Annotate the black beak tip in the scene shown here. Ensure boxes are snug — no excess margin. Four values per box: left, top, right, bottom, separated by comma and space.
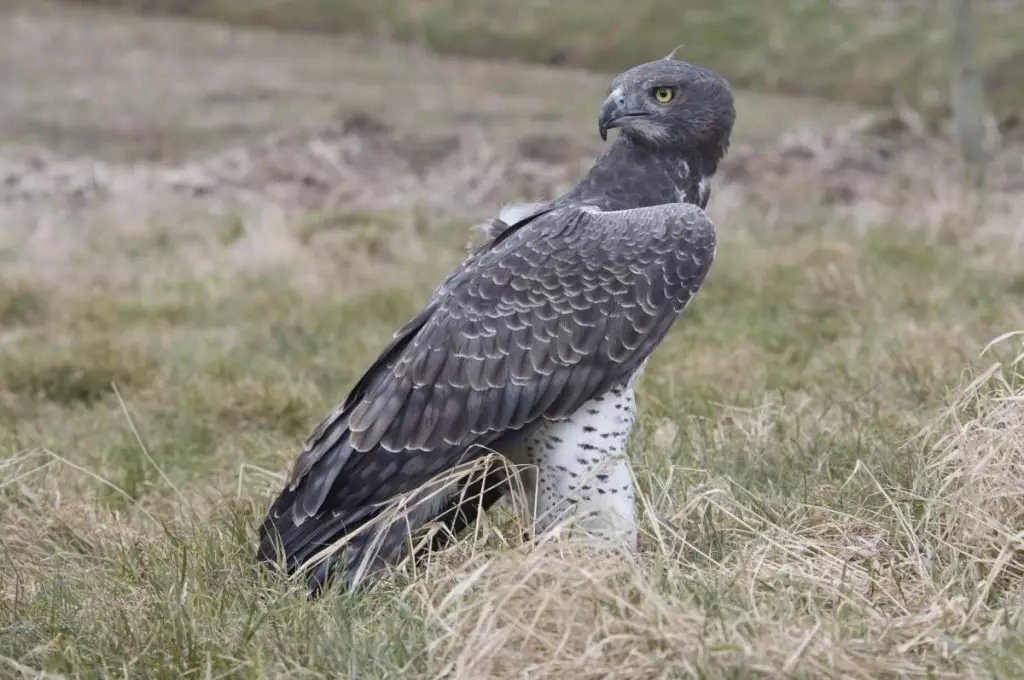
599, 126, 608, 142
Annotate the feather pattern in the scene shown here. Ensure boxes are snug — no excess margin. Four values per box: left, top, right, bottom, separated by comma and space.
257, 199, 715, 592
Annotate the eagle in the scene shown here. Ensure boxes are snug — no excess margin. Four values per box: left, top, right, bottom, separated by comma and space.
257, 56, 736, 595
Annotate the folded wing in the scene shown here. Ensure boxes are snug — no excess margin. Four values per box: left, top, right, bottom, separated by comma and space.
257, 202, 716, 592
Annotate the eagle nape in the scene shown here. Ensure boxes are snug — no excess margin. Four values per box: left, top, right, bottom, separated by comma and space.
255, 55, 736, 596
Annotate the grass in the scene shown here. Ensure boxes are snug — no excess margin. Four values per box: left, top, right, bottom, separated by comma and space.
2, 2, 1024, 676
64, 0, 1024, 119
2, 193, 1024, 675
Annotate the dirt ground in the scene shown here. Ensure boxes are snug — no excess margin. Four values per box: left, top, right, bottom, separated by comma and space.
6, 1, 1022, 296
1, 0, 880, 292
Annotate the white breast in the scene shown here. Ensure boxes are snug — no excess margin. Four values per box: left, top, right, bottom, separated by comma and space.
507, 381, 642, 550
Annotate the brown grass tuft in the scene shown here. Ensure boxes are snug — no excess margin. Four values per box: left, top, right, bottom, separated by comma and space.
408, 337, 1024, 678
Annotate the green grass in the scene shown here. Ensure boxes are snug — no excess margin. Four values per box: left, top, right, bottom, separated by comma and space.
65, 0, 1024, 118
2, 205, 1023, 675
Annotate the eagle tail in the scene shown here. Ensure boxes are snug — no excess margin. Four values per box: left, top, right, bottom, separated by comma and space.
256, 491, 389, 596
256, 463, 512, 596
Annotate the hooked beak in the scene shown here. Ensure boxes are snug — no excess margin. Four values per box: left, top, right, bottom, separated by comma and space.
598, 92, 647, 141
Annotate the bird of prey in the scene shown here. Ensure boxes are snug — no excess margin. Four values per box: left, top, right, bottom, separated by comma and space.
257, 56, 736, 595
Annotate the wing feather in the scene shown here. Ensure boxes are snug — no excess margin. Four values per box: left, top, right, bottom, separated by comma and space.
258, 202, 716, 591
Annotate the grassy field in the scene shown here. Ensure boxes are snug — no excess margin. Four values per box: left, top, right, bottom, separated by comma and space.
3, 1, 1024, 678
66, 0, 1024, 119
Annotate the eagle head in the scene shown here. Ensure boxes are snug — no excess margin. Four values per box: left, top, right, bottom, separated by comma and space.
598, 57, 735, 162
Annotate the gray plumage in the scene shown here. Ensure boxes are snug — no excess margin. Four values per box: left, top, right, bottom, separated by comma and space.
257, 57, 736, 595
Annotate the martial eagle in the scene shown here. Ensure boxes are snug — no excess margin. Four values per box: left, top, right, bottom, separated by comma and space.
257, 57, 736, 595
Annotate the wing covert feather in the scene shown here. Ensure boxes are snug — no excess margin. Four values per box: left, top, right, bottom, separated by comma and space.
282, 202, 716, 527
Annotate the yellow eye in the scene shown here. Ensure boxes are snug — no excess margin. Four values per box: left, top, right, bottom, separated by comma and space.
654, 87, 674, 103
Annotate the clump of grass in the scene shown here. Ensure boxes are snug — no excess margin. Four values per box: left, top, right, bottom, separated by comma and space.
0, 279, 48, 328
0, 337, 156, 408
421, 338, 1024, 678
0, 469, 441, 678
910, 332, 1024, 596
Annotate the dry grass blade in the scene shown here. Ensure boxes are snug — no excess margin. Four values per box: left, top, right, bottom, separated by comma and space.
404, 335, 1024, 679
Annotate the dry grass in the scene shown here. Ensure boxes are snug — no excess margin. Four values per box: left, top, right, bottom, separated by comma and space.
422, 346, 1024, 678
2, 2, 1024, 678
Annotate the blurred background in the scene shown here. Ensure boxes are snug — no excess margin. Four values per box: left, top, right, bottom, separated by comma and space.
2, 1, 1024, 678
70, 0, 1024, 119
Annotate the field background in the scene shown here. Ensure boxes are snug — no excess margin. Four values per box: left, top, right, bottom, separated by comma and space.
2, 0, 1024, 677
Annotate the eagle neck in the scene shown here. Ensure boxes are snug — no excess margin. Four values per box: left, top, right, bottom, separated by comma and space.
565, 136, 714, 212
